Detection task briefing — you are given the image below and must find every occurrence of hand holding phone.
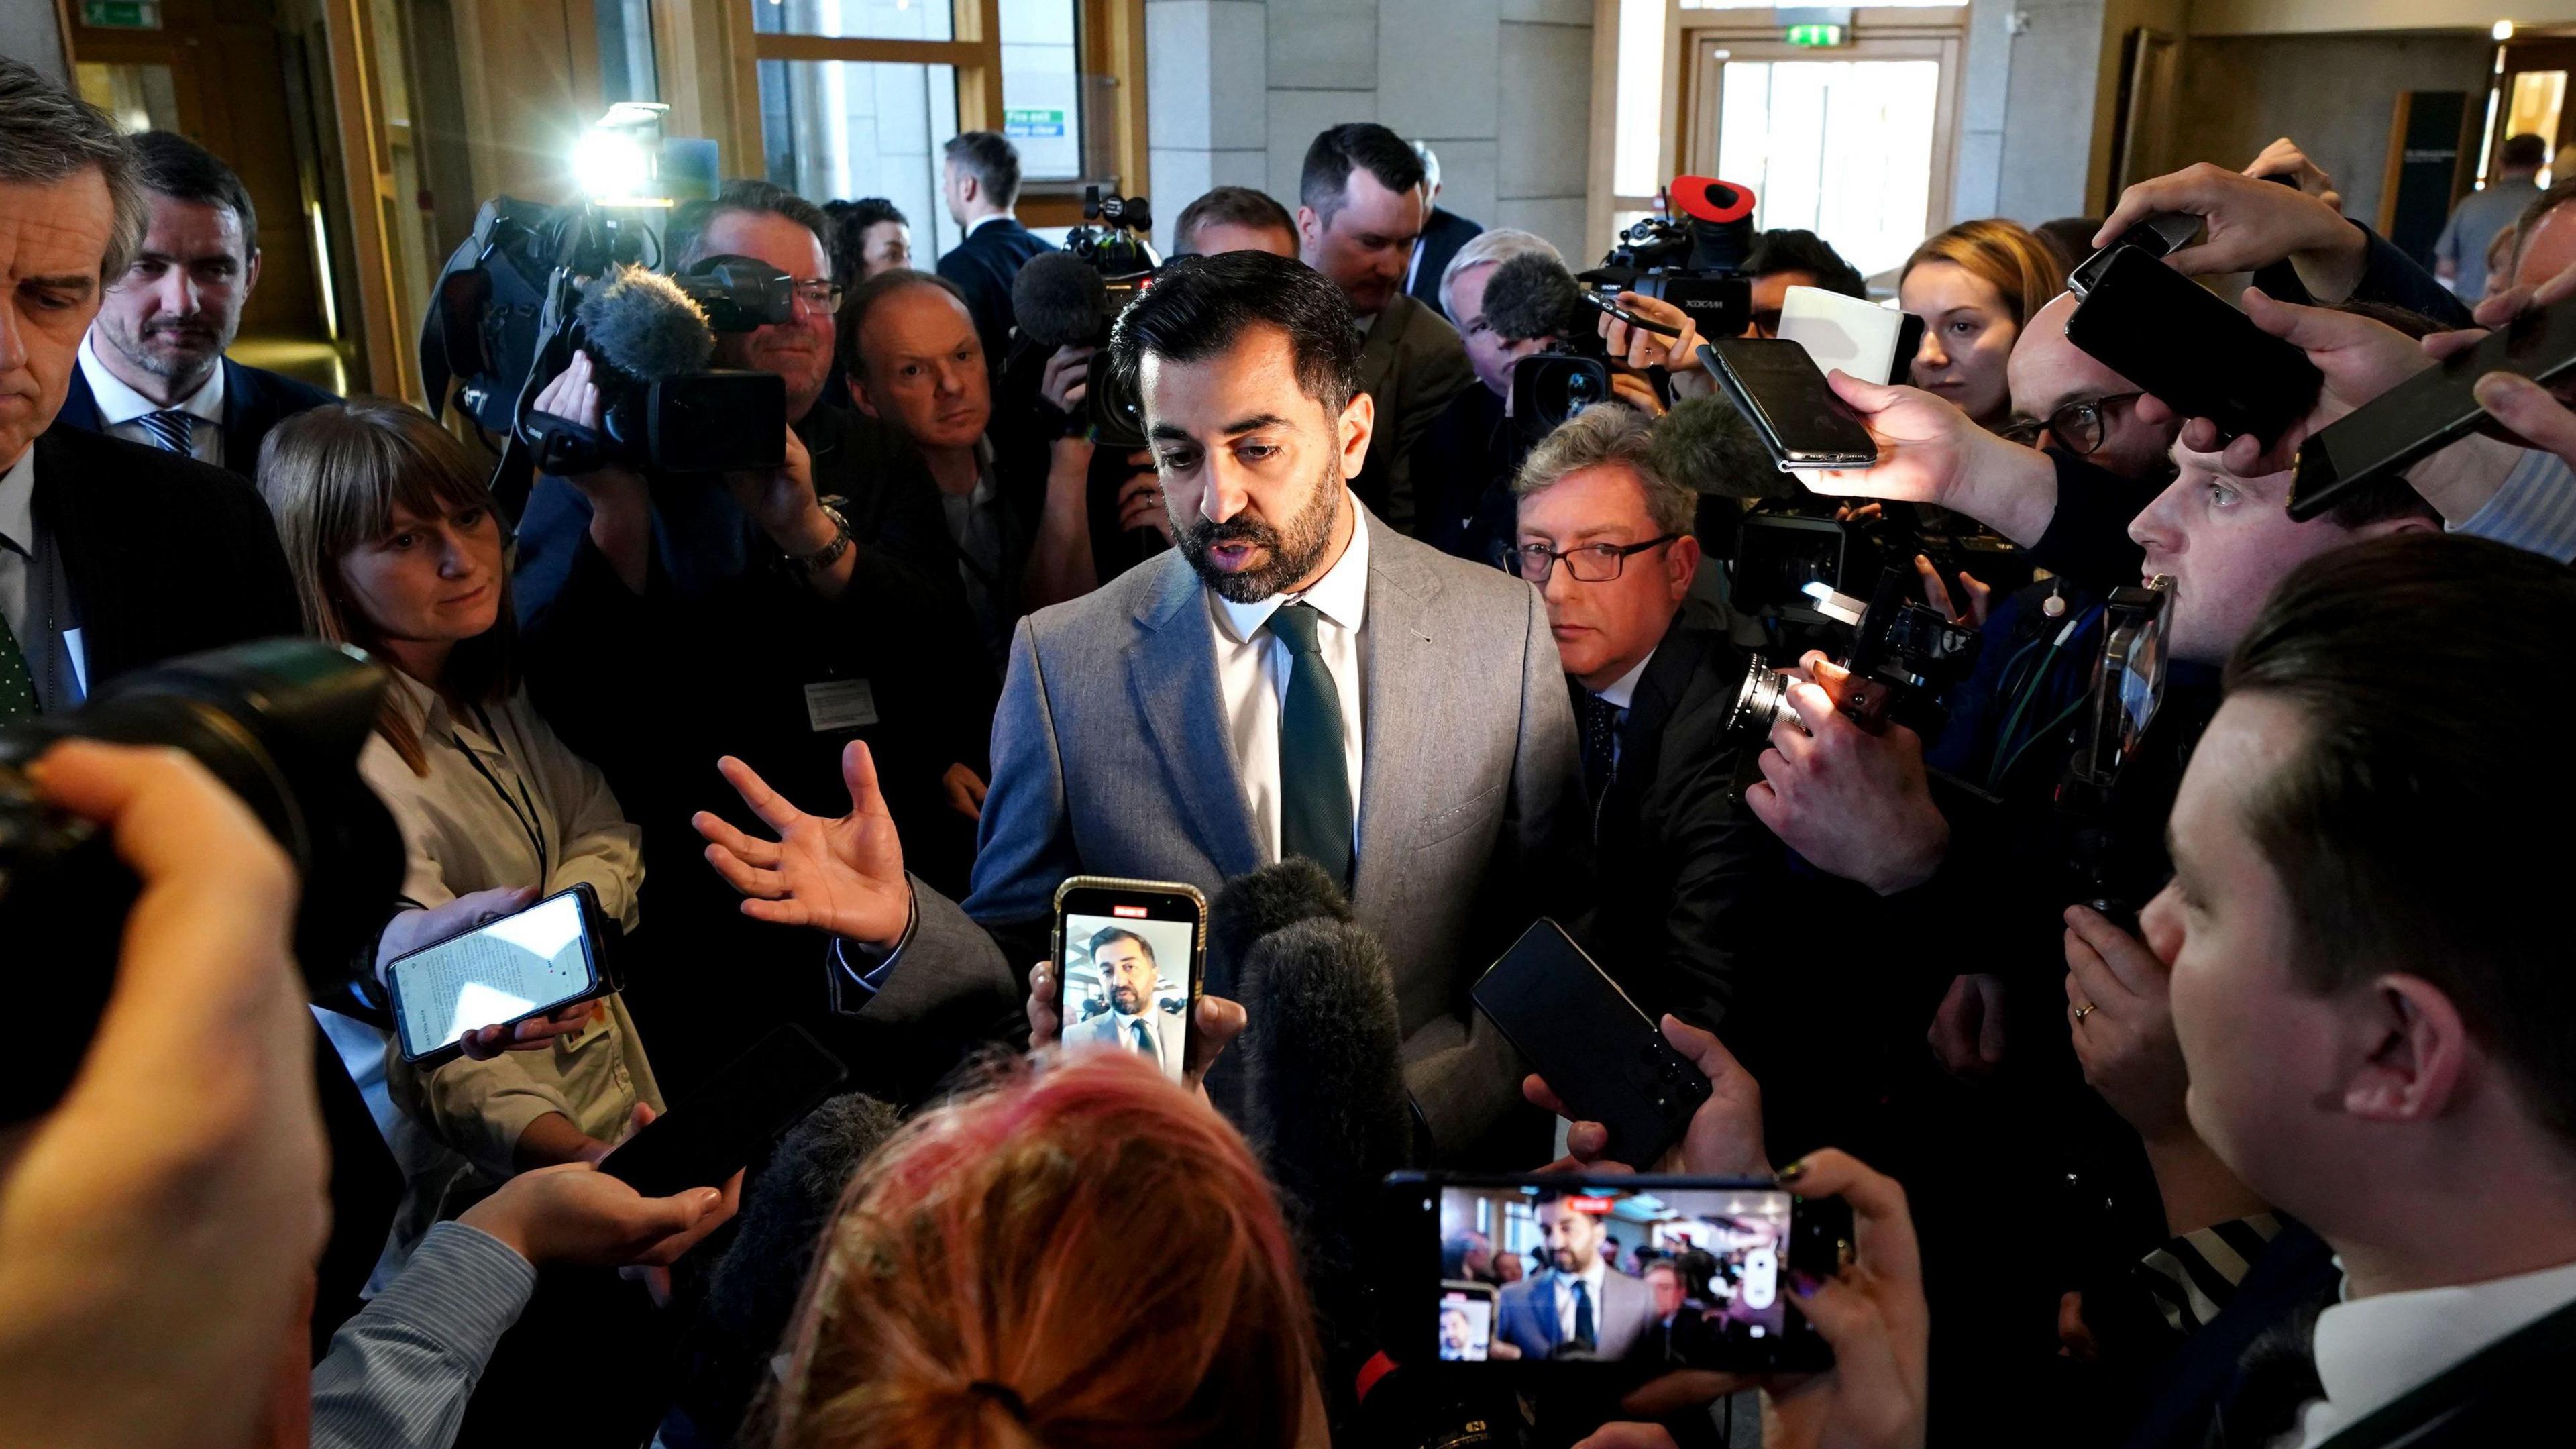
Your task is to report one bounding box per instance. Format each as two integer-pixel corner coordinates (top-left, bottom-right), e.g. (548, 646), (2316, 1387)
(1049, 877), (1209, 1082)
(384, 885), (611, 1063)
(1472, 920), (1711, 1167)
(2065, 247), (2321, 448)
(1703, 337), (1881, 470)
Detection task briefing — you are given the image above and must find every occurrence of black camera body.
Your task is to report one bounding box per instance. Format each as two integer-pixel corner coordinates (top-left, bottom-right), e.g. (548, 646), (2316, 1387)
(1727, 567), (1982, 743)
(1576, 177), (1762, 343)
(1061, 186), (1161, 449)
(1509, 325), (1617, 441)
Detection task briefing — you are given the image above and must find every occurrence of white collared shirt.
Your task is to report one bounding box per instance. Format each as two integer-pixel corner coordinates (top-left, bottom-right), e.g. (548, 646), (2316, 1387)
(963, 212), (1014, 239)
(76, 334), (226, 466)
(2286, 1256), (2576, 1448)
(1208, 498), (1371, 864)
(1556, 1258), (1610, 1344)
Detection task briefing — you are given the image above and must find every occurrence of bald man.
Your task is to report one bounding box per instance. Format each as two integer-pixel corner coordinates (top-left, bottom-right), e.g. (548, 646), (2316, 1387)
(2004, 292), (2180, 485)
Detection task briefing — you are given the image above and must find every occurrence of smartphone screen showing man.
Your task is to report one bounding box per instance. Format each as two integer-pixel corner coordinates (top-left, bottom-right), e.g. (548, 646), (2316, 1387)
(386, 888), (602, 1061)
(1438, 1284), (1497, 1361)
(1058, 914), (1195, 1079)
(1428, 1179), (1823, 1371)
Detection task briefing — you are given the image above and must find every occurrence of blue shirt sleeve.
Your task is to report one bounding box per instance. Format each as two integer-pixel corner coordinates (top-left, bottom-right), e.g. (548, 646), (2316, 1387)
(308, 1222), (537, 1449)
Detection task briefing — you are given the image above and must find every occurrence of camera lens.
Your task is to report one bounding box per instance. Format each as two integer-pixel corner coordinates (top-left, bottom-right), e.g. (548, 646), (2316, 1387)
(1727, 656), (1792, 737)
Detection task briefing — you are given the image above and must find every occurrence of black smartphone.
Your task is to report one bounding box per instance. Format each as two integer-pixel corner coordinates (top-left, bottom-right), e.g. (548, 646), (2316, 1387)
(597, 1024), (847, 1198)
(1470, 919), (1711, 1167)
(1051, 877), (1208, 1081)
(2288, 290), (2576, 521)
(2067, 210), (2200, 298)
(1394, 1172), (1850, 1372)
(2064, 246), (2322, 447)
(1701, 337), (1880, 470)
(1438, 1280), (1501, 1362)
(384, 883), (611, 1063)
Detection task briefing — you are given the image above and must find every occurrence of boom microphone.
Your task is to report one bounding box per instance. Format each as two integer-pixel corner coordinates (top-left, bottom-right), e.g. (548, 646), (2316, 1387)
(575, 264), (715, 382)
(1481, 250), (1588, 345)
(1012, 249), (1112, 351)
(1208, 856), (1353, 986)
(1656, 393), (1803, 500)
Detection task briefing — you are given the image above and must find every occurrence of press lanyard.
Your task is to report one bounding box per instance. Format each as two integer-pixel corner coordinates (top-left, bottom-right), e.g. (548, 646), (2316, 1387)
(449, 702), (549, 885)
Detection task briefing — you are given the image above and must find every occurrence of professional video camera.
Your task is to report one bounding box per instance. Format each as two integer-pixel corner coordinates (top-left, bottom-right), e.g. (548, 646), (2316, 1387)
(0, 639), (403, 1124)
(1729, 505), (2035, 628)
(419, 103), (793, 510)
(1727, 568), (1983, 742)
(1578, 176), (1760, 341)
(1011, 185), (1161, 449)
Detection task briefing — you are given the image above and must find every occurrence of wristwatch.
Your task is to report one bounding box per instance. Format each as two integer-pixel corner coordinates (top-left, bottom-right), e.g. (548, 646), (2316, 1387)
(791, 497), (854, 577)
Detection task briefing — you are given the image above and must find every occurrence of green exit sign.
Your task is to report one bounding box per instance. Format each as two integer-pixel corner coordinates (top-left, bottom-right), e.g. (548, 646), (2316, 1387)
(1785, 23), (1845, 46)
(80, 0), (162, 28)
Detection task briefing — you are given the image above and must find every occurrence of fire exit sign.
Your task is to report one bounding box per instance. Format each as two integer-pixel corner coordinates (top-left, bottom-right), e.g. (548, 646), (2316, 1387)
(1785, 23), (1845, 46)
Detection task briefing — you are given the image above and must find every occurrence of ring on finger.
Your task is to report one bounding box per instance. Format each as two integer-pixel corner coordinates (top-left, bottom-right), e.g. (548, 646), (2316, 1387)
(2073, 1002), (2098, 1024)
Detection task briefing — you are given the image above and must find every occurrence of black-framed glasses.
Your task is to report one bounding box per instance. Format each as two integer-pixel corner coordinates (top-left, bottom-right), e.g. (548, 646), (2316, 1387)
(1511, 534), (1682, 582)
(2001, 392), (2143, 456)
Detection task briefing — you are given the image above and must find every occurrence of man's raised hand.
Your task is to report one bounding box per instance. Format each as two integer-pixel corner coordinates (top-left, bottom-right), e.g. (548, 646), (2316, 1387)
(694, 739), (912, 948)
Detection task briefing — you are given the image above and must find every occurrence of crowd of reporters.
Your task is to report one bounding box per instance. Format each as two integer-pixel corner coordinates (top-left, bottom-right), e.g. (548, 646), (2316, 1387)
(9, 46), (2576, 1449)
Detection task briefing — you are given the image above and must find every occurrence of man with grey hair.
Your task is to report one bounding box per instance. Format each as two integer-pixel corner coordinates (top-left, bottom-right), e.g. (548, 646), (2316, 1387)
(1405, 139), (1486, 311)
(1511, 402), (1784, 1053)
(1417, 228), (1565, 564)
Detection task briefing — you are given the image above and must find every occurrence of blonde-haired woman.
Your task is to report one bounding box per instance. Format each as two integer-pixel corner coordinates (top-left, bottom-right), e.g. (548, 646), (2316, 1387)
(1899, 218), (2068, 431)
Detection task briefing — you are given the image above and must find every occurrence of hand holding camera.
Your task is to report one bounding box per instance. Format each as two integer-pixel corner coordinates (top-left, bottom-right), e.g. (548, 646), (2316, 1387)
(1743, 656), (1950, 896)
(1597, 290), (1713, 400)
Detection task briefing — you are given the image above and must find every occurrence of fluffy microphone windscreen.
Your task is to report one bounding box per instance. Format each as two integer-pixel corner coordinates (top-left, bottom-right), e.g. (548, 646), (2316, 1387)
(1655, 393), (1803, 500)
(575, 264), (714, 381)
(1480, 251), (1587, 345)
(1011, 250), (1110, 350)
(1210, 857), (1353, 985)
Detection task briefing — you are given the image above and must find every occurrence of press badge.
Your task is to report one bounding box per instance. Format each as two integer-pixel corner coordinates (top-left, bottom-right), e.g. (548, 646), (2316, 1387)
(803, 678), (879, 732)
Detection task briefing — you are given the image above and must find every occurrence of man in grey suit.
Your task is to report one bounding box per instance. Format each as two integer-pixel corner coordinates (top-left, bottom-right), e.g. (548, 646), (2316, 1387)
(694, 250), (1583, 1156)
(1067, 926), (1182, 1076)
(1296, 123), (1475, 537)
(1494, 1192), (1655, 1360)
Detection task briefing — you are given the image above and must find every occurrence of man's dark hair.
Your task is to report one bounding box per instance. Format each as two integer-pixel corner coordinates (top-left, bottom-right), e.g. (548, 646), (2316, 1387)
(667, 178), (830, 270)
(2225, 533), (2576, 1147)
(1087, 925), (1158, 968)
(1174, 184), (1297, 255)
(1744, 228), (1864, 298)
(1299, 123), (1424, 223)
(944, 131), (1024, 209)
(131, 131), (257, 256)
(821, 196), (906, 288)
(1109, 250), (1362, 419)
(2504, 132), (2551, 171)
(0, 56), (147, 280)
(834, 266), (968, 380)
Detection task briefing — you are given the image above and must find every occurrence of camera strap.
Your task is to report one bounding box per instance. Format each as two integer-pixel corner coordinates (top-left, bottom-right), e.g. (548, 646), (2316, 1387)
(451, 702), (549, 886)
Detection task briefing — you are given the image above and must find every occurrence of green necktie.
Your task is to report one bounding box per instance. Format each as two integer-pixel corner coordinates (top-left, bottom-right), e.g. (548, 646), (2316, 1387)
(0, 608), (36, 723)
(1267, 601), (1354, 885)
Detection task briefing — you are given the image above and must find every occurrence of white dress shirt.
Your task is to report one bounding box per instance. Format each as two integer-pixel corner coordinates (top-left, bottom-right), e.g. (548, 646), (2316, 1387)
(1208, 499), (1371, 864)
(76, 334), (227, 466)
(2285, 1256), (2576, 1448)
(963, 212), (1014, 238)
(1555, 1258), (1610, 1345)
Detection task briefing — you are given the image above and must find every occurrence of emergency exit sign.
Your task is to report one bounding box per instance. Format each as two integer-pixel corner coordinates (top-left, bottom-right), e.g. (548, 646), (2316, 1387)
(80, 0), (161, 27)
(1785, 23), (1845, 46)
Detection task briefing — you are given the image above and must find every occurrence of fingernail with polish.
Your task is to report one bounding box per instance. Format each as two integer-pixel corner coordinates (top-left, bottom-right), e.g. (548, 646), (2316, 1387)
(1778, 1159), (1808, 1182)
(1790, 1271), (1823, 1299)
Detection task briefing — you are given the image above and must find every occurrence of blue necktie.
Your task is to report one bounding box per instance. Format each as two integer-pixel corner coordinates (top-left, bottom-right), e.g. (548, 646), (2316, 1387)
(1570, 1278), (1596, 1350)
(133, 410), (196, 455)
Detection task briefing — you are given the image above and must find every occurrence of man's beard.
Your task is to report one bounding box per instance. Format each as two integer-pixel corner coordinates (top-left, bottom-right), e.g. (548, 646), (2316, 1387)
(104, 315), (225, 383)
(1112, 984), (1144, 1014)
(1177, 462), (1343, 604)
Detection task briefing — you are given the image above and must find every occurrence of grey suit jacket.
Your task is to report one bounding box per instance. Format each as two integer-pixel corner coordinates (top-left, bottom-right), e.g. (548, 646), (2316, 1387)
(1353, 292), (1476, 536)
(1071, 1007), (1181, 1074)
(853, 502), (1585, 1152)
(1495, 1267), (1655, 1360)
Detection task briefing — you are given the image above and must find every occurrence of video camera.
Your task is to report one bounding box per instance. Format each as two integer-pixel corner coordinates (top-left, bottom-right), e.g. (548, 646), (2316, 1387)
(1730, 506), (2035, 629)
(0, 640), (404, 1124)
(1012, 186), (1161, 450)
(419, 103), (793, 508)
(1726, 568), (1983, 743)
(1578, 176), (1760, 342)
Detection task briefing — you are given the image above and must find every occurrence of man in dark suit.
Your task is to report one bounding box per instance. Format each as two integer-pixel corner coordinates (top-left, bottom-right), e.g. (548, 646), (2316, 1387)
(0, 56), (393, 1360)
(1403, 140), (1485, 315)
(1495, 1192), (1655, 1360)
(1296, 124), (1474, 536)
(693, 251), (1585, 1156)
(935, 131), (1056, 380)
(51, 130), (333, 479)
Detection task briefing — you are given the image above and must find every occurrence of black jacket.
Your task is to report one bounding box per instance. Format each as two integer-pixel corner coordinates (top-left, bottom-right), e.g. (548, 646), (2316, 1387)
(1407, 206), (1486, 313)
(30, 425), (398, 1359)
(512, 403), (996, 1097)
(1573, 599), (1782, 1038)
(936, 217), (1057, 379)
(52, 354), (337, 482)
(1414, 383), (1529, 572)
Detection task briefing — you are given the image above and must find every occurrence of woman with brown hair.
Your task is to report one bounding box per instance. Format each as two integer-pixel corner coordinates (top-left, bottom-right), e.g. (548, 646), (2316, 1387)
(1898, 219), (2068, 431)
(771, 1049), (1325, 1448)
(258, 398), (662, 1269)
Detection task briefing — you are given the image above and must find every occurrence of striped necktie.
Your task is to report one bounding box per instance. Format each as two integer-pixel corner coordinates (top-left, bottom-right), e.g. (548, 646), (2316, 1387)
(133, 410), (197, 455)
(0, 610), (36, 723)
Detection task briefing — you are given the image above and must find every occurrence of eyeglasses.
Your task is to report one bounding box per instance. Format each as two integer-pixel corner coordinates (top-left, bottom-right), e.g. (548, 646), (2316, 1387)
(1511, 534), (1681, 582)
(792, 278), (845, 314)
(2000, 392), (2142, 456)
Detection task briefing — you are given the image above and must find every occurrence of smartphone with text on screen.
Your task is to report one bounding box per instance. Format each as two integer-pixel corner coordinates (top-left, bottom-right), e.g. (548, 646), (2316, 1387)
(1051, 877), (1208, 1081)
(384, 885), (608, 1063)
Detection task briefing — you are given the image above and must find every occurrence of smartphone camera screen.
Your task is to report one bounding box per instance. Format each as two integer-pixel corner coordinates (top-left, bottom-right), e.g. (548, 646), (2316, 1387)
(390, 890), (595, 1059)
(1436, 1180), (1813, 1368)
(1438, 1285), (1497, 1362)
(1057, 907), (1199, 1081)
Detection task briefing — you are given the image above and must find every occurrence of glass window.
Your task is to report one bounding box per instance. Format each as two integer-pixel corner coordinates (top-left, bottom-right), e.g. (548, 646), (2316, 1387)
(2509, 70), (2565, 185)
(74, 61), (178, 134)
(753, 0), (955, 43)
(598, 0), (659, 104)
(1715, 58), (1941, 279)
(760, 58), (965, 256)
(999, 0), (1082, 182)
(1613, 0), (1665, 199)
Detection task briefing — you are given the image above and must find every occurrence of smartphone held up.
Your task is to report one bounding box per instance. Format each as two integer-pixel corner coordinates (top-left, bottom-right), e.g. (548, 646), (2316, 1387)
(1050, 876), (1208, 1081)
